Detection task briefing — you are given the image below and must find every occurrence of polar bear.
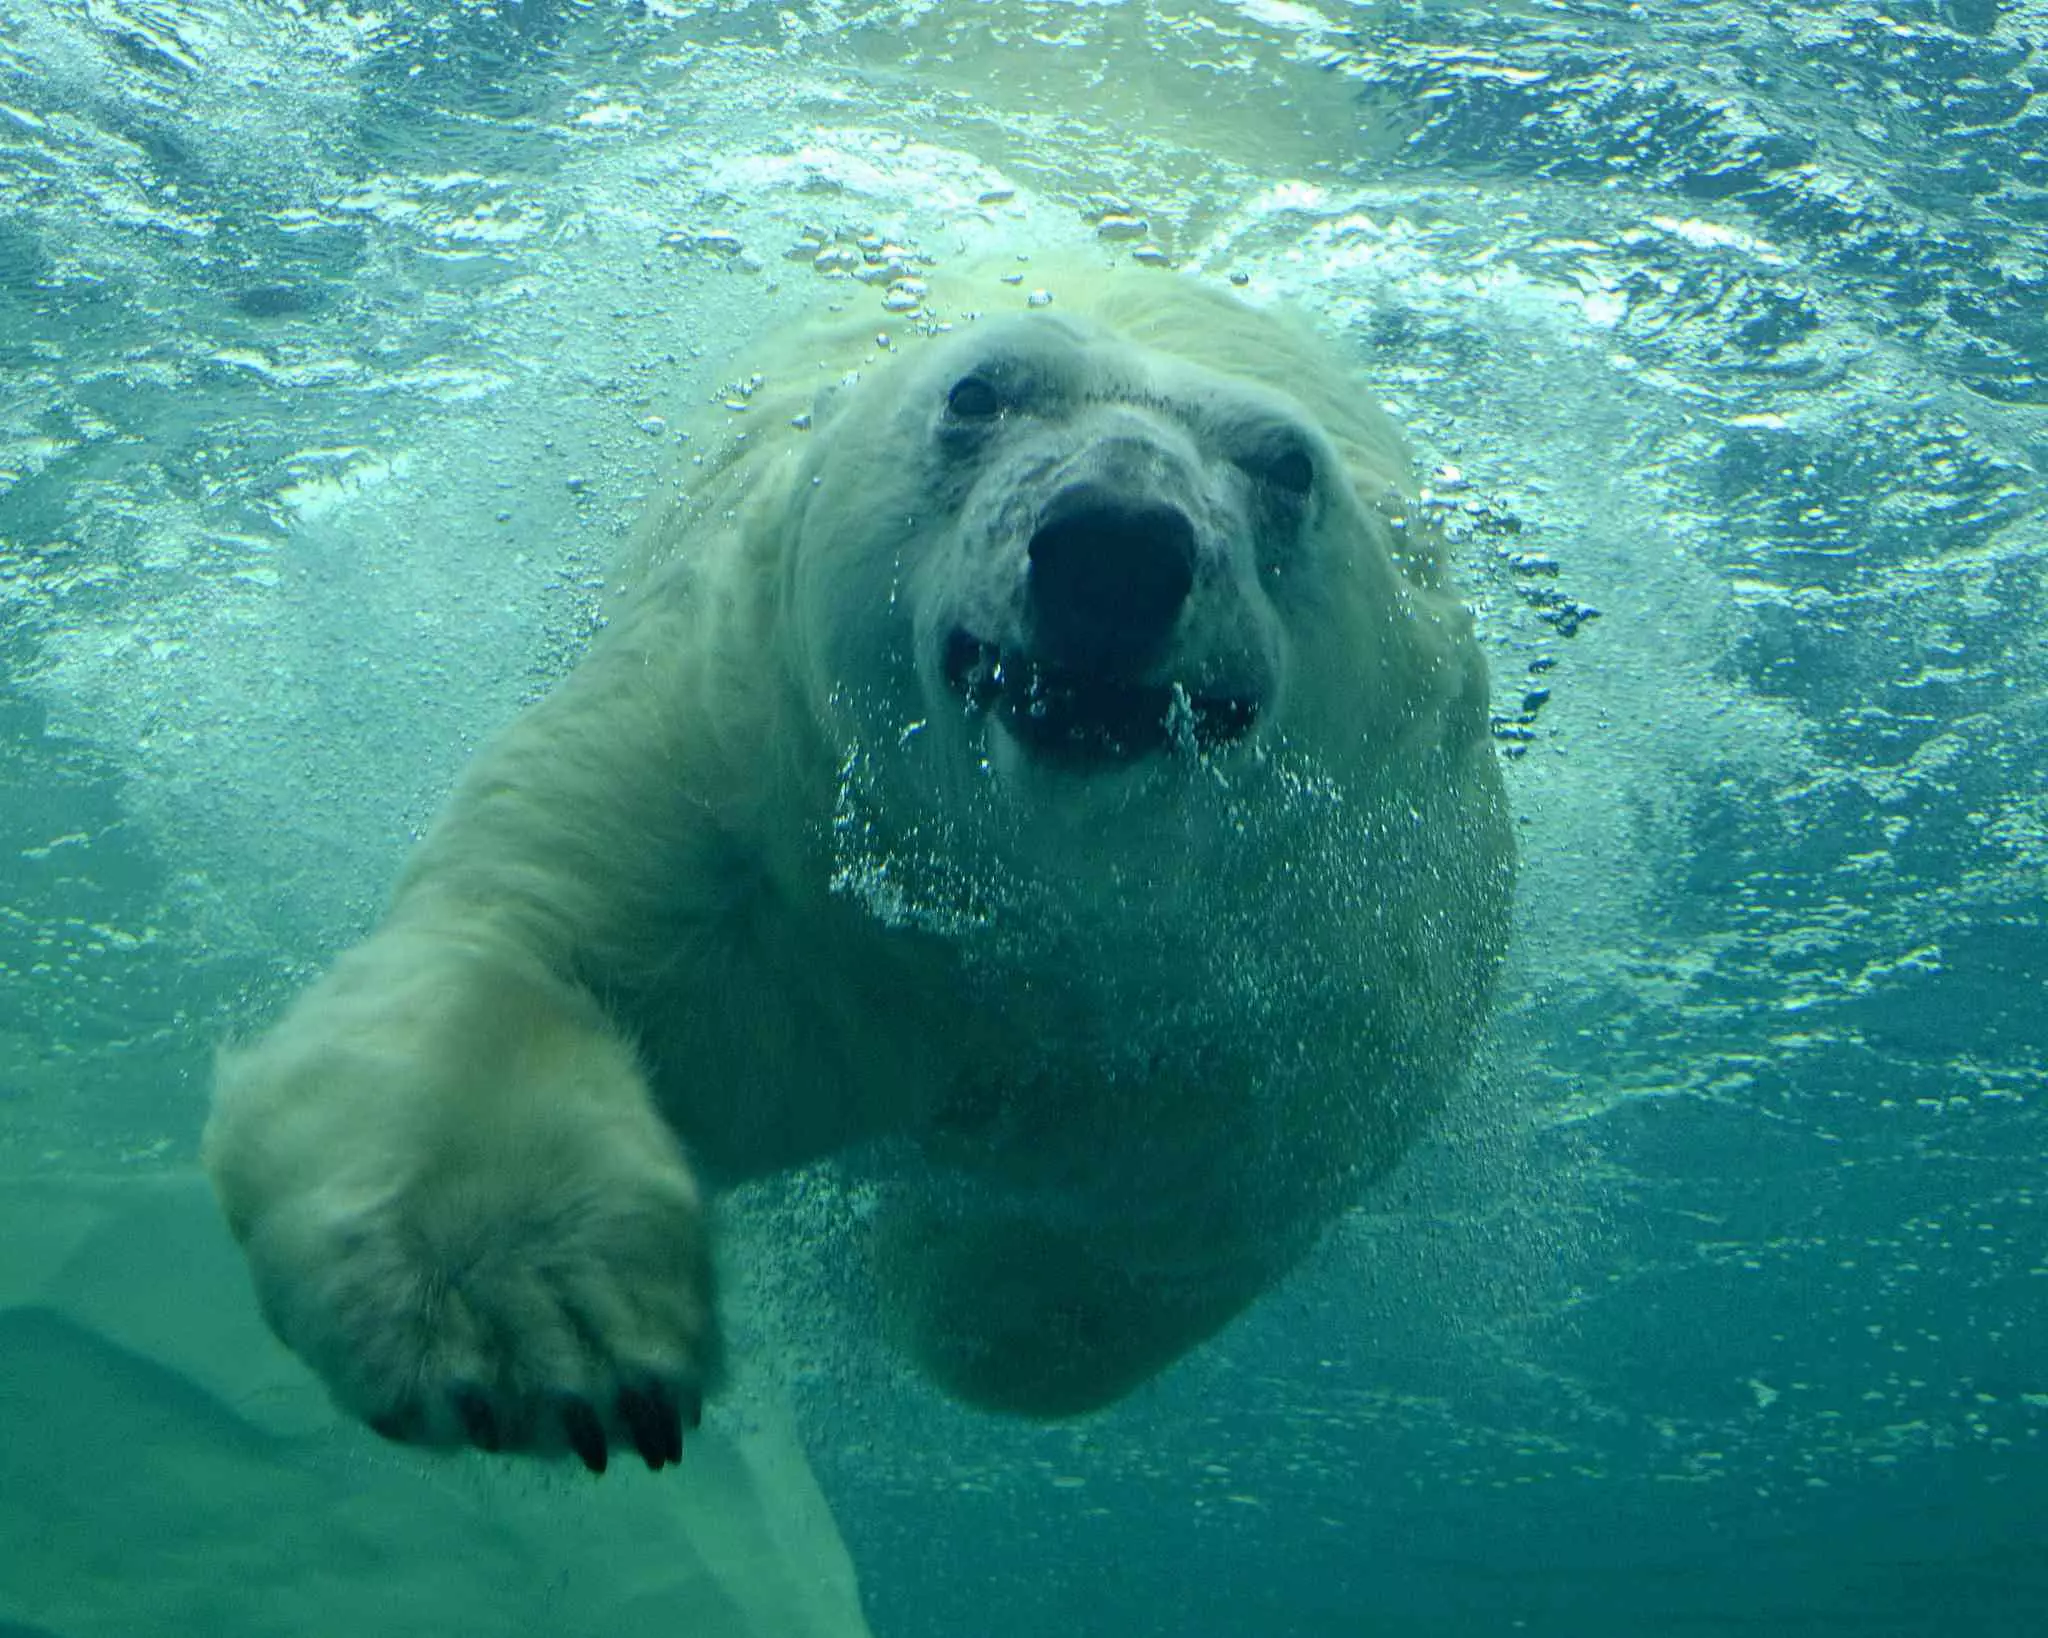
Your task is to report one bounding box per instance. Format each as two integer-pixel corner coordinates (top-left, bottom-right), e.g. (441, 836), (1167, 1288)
(205, 262), (1514, 1474)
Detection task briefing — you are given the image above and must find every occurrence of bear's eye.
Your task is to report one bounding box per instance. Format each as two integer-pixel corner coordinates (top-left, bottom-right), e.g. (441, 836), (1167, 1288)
(1249, 440), (1316, 498)
(946, 374), (1004, 420)
(1232, 422), (1320, 501)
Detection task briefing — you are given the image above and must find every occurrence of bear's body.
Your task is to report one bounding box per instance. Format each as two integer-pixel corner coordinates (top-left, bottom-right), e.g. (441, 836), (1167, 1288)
(205, 264), (1514, 1471)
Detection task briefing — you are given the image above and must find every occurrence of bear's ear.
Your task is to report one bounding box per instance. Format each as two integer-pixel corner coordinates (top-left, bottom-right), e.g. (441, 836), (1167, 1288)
(804, 370), (863, 435)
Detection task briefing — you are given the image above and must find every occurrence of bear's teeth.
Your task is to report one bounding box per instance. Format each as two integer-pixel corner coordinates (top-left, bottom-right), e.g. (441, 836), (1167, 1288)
(943, 629), (1256, 766)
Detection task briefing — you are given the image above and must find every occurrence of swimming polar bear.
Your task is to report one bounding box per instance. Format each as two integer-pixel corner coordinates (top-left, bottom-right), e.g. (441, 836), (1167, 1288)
(205, 262), (1514, 1472)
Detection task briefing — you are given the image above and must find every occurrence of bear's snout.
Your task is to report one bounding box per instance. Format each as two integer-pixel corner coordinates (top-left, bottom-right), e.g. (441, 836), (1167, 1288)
(1026, 485), (1197, 672)
(938, 477), (1263, 769)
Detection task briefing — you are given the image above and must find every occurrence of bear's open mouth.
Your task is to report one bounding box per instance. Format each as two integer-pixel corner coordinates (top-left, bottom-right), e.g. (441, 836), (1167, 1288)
(942, 631), (1257, 766)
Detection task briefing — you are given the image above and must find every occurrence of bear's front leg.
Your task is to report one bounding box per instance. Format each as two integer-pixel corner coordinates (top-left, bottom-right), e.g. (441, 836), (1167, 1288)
(204, 929), (715, 1473)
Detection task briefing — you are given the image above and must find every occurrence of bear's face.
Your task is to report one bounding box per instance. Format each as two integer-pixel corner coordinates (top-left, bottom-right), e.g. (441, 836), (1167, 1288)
(793, 315), (1348, 767)
(882, 312), (1312, 769)
(782, 311), (1444, 882)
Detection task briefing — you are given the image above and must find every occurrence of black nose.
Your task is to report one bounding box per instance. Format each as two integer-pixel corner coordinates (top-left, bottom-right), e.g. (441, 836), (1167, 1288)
(1026, 497), (1197, 670)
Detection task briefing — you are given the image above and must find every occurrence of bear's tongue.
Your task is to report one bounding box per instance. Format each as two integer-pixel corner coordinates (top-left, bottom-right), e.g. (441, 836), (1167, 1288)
(941, 633), (1255, 768)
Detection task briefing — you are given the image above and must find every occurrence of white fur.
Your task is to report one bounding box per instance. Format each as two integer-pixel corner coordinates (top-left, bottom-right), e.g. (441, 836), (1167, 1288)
(206, 262), (1514, 1443)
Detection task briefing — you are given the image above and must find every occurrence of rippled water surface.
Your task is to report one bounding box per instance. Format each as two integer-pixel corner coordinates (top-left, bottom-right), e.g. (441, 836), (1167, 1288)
(3, 2), (2045, 1635)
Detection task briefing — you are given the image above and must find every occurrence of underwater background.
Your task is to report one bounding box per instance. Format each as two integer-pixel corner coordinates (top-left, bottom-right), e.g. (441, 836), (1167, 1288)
(2, 0), (2044, 1634)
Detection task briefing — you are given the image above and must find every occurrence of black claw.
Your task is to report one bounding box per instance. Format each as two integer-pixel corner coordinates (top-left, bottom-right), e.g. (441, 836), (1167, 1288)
(453, 1385), (501, 1452)
(368, 1405), (418, 1444)
(560, 1397), (609, 1475)
(683, 1386), (703, 1432)
(619, 1384), (679, 1471)
(668, 1394), (690, 1464)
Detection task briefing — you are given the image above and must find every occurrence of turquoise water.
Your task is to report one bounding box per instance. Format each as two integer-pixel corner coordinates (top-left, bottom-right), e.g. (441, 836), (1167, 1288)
(3, 1), (2044, 1634)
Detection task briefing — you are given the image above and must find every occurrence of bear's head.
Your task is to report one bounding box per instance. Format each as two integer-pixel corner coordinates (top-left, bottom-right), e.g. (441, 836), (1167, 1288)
(754, 269), (1492, 926)
(804, 306), (1314, 771)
